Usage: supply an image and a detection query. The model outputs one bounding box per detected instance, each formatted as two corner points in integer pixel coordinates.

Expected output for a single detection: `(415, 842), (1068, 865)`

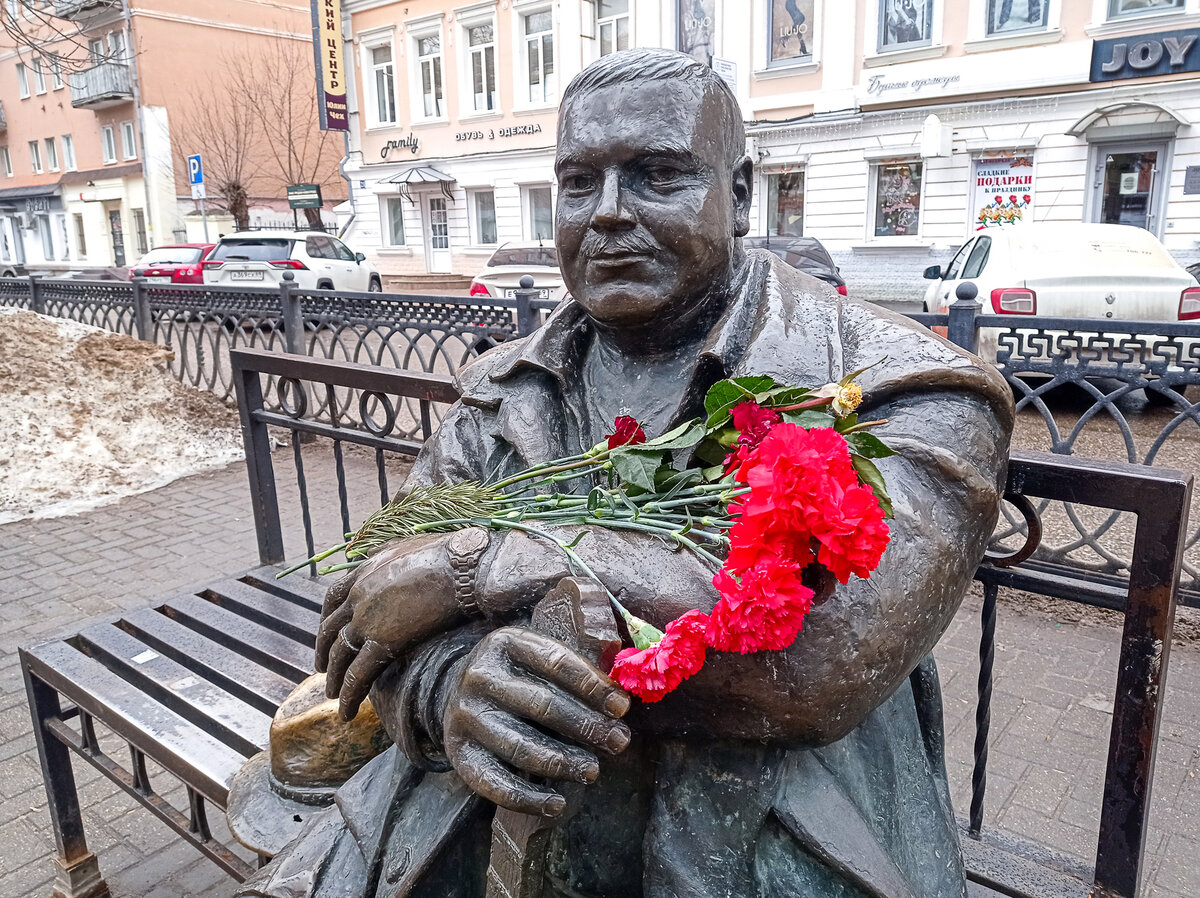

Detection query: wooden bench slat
(201, 580), (321, 647)
(159, 595), (313, 681)
(75, 623), (272, 757)
(118, 608), (297, 713)
(23, 641), (247, 806)
(242, 566), (328, 611)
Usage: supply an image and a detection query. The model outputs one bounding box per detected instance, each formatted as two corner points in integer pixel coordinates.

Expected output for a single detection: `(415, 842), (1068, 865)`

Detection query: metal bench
(20, 348), (1191, 898)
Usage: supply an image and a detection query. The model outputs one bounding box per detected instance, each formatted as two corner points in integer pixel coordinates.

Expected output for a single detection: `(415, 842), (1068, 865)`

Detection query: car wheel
(368, 277), (382, 292)
(317, 280), (334, 290)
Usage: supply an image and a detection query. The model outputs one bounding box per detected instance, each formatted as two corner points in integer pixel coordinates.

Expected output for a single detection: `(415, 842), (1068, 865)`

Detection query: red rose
(707, 555), (814, 654)
(607, 415), (646, 449)
(610, 609), (709, 703)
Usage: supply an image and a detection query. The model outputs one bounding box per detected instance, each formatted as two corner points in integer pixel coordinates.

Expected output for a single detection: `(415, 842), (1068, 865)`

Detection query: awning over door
(386, 166), (456, 202)
(1067, 101), (1190, 140)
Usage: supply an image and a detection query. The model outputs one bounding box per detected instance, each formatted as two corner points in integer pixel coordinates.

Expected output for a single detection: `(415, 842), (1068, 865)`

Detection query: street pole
(200, 196), (209, 242)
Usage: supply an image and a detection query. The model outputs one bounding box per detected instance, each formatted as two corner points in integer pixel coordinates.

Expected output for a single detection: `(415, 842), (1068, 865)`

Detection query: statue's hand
(443, 626), (631, 817)
(315, 536), (459, 720)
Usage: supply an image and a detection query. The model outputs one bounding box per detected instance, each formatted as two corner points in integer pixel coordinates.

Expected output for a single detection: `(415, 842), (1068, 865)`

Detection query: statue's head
(555, 48), (752, 333)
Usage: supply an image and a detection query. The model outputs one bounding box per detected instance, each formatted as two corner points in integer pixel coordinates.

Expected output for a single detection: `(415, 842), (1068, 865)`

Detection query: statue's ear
(732, 155), (753, 237)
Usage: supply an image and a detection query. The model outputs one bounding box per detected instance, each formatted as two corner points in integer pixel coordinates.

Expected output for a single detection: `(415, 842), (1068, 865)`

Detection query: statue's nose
(592, 171), (635, 230)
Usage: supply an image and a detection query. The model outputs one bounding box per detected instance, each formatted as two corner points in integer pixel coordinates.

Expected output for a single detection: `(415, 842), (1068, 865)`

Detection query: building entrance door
(1090, 142), (1169, 236)
(108, 208), (126, 266)
(423, 195), (451, 273)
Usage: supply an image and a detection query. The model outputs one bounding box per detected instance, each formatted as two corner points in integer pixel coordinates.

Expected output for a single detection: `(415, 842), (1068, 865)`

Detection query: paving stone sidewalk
(1, 450), (1198, 897)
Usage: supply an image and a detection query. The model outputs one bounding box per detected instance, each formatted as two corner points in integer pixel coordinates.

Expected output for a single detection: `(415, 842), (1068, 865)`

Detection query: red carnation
(813, 484), (891, 584)
(607, 415), (646, 449)
(723, 401), (781, 473)
(610, 609), (709, 703)
(707, 556), (814, 654)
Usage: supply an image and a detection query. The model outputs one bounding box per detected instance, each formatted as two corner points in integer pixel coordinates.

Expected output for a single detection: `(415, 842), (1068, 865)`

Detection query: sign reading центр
(311, 0), (348, 130)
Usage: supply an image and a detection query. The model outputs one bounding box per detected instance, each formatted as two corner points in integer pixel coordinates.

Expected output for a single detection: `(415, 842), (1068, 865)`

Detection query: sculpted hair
(560, 48), (747, 167)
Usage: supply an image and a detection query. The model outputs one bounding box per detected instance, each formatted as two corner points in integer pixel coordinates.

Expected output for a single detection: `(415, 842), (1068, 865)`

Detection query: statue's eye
(562, 173), (594, 192)
(645, 167), (681, 187)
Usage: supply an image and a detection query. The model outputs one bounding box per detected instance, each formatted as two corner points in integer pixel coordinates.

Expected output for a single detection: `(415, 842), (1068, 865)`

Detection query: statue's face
(555, 80), (746, 330)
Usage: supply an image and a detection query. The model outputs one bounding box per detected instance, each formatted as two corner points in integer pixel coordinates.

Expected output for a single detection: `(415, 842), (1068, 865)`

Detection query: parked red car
(130, 244), (215, 285)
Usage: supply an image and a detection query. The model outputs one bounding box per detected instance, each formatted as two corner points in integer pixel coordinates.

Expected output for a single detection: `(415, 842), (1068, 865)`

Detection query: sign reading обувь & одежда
(1090, 27), (1199, 82)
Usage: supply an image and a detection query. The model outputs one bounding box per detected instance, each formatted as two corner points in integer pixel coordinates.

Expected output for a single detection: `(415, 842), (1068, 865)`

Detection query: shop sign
(1090, 27), (1199, 82)
(380, 135), (420, 160)
(310, 0), (348, 130)
(973, 156), (1034, 230)
(287, 184), (323, 210)
(454, 123), (544, 143)
(23, 196), (56, 214)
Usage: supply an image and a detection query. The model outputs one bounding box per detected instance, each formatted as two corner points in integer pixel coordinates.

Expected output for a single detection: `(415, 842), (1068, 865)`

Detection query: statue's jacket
(241, 250), (1015, 898)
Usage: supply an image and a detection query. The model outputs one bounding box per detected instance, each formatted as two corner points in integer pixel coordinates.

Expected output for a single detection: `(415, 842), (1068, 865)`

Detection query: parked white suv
(202, 231), (382, 292)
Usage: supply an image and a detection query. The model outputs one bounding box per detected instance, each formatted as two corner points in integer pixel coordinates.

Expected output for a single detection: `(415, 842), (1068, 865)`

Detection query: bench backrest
(229, 348), (1192, 898)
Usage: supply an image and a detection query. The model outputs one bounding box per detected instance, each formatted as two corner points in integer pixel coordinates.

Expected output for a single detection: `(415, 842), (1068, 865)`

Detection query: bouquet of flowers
(282, 369), (896, 704)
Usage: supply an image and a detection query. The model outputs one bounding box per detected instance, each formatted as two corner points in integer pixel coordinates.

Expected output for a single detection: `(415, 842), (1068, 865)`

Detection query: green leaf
(587, 487), (603, 512)
(611, 449), (664, 491)
(704, 376), (776, 427)
(845, 431), (896, 459)
(642, 419), (707, 451)
(702, 463), (727, 481)
(851, 455), (894, 518)
(782, 409), (837, 429)
(758, 385), (812, 406)
(694, 438), (729, 467)
(655, 467), (704, 493)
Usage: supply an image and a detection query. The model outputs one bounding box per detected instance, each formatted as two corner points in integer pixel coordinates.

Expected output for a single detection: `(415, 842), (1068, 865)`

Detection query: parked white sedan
(923, 223), (1200, 362)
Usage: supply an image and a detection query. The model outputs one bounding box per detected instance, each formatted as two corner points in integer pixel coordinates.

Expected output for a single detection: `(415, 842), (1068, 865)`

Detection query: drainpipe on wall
(122, 0), (155, 248)
(338, 132), (355, 239)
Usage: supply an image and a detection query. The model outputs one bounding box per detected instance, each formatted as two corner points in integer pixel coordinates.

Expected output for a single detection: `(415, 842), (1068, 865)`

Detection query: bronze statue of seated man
(237, 47), (1014, 898)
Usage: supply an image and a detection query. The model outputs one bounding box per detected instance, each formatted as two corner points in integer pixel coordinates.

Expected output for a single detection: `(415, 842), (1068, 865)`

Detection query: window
(416, 34), (444, 118)
(878, 0), (933, 53)
(57, 213), (68, 260)
(985, 0), (1048, 36)
(1, 147), (10, 177)
(872, 160), (923, 237)
(31, 58), (44, 94)
(88, 38), (104, 63)
(132, 209), (147, 255)
(467, 23), (497, 112)
(676, 0), (714, 64)
(61, 134), (75, 171)
(120, 121), (136, 159)
(383, 196), (406, 246)
(108, 30), (125, 60)
(49, 54), (62, 88)
(37, 215), (53, 260)
(765, 171), (805, 236)
(331, 238), (356, 262)
(472, 190), (497, 244)
(101, 125), (116, 163)
(523, 10), (555, 104)
(16, 63), (28, 98)
(44, 137), (57, 171)
(1108, 0), (1183, 18)
(598, 0), (630, 57)
(962, 236), (992, 278)
(73, 213), (87, 258)
(305, 234), (336, 259)
(768, 0), (814, 64)
(525, 185), (553, 240)
(4, 0), (17, 19)
(28, 140), (41, 173)
(370, 44), (396, 125)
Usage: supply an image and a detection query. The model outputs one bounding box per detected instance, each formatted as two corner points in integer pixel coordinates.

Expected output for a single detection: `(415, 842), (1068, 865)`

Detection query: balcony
(53, 0), (118, 21)
(0, 101), (6, 132)
(69, 61), (133, 110)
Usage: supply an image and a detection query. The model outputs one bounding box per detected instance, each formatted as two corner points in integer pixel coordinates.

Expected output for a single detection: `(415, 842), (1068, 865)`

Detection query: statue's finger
(473, 672), (631, 756)
(504, 630), (630, 718)
(451, 740), (567, 817)
(464, 706), (598, 784)
(323, 630), (357, 698)
(321, 569), (359, 622)
(337, 641), (392, 722)
(314, 601), (353, 672)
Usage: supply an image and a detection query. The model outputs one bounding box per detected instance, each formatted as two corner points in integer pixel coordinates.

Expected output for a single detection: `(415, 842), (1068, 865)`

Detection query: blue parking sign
(187, 154), (204, 185)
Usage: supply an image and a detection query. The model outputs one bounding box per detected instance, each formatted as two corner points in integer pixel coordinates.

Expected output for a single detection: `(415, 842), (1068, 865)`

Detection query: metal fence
(5, 274), (1200, 604)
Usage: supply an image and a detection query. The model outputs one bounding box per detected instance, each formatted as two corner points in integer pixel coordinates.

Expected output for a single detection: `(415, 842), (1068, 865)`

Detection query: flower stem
(275, 542), (348, 579)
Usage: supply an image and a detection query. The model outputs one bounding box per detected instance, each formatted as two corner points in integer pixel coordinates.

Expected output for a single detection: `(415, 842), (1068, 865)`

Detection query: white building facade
(339, 0), (1200, 301)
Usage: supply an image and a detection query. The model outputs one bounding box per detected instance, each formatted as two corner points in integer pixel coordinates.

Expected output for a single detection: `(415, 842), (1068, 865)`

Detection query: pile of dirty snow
(0, 308), (243, 524)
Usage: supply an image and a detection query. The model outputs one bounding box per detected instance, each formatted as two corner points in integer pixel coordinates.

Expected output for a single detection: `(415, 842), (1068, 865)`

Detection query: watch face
(449, 526), (489, 557)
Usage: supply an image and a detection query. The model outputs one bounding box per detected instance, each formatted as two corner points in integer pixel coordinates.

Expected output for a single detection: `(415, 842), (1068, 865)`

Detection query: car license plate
(231, 270), (264, 281)
(504, 288), (550, 299)
(145, 276), (171, 285)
